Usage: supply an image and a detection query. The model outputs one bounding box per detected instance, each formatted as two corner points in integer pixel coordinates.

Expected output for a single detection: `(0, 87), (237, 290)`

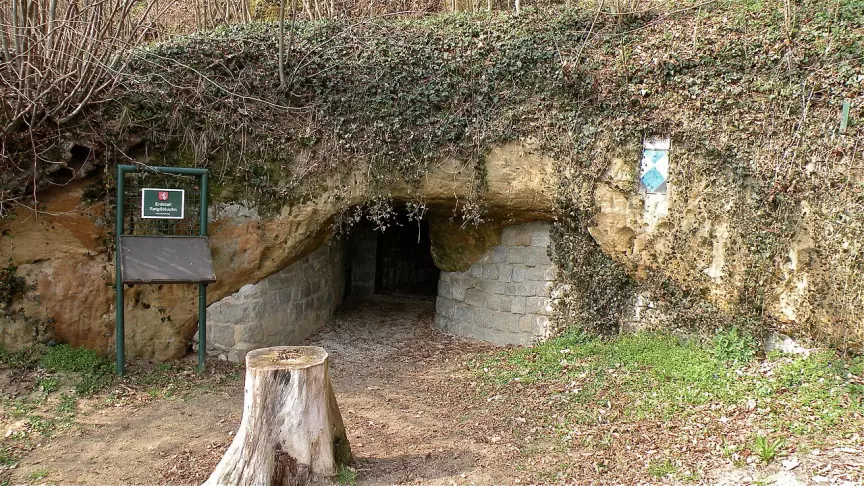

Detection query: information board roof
(119, 236), (216, 284)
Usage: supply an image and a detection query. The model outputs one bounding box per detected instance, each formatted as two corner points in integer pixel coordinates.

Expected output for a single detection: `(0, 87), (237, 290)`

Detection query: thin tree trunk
(278, 0), (286, 88)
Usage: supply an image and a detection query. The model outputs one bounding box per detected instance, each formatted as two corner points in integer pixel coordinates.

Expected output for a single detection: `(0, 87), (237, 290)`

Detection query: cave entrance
(347, 213), (440, 300)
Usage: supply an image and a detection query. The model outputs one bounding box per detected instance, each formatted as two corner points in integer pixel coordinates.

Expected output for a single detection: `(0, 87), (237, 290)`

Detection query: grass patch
(56, 393), (77, 416)
(475, 331), (864, 446)
(27, 469), (48, 480)
(648, 458), (678, 478)
(38, 345), (114, 396)
(39, 345), (113, 375)
(0, 445), (17, 467)
(336, 464), (357, 485)
(34, 376), (59, 394)
(751, 435), (784, 464)
(478, 331), (738, 418)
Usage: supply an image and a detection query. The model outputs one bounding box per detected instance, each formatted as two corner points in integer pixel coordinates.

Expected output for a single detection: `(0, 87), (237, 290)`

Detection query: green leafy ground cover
(0, 345), (241, 483)
(472, 329), (864, 481)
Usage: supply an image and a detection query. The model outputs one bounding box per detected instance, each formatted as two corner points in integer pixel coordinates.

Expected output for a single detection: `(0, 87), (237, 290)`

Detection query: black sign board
(119, 236), (216, 284)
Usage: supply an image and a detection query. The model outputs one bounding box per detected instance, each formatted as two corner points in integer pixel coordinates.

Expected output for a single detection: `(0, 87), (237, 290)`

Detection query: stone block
(480, 280), (507, 295)
(518, 315), (533, 333)
(228, 342), (261, 363)
(437, 297), (456, 318)
(524, 264), (555, 281)
(486, 330), (520, 346)
(509, 282), (535, 297)
(535, 282), (552, 297)
(512, 227), (533, 247)
(435, 314), (457, 333)
(482, 264), (500, 280)
(523, 247), (552, 267)
(511, 296), (527, 314)
(519, 334), (538, 347)
(485, 294), (500, 311)
(493, 312), (520, 333)
(210, 323), (236, 349)
(506, 247), (526, 264)
(469, 265), (484, 278)
(491, 246), (508, 263)
(530, 231), (550, 248)
(473, 308), (494, 328)
(236, 283), (262, 299)
(498, 266), (513, 283)
(490, 311), (506, 332)
(523, 281), (551, 298)
(512, 266), (526, 283)
(440, 272), (453, 283)
(452, 285), (467, 301)
(501, 227), (518, 246)
(438, 279), (453, 299)
(454, 303), (473, 322)
(532, 315), (551, 336)
(210, 300), (259, 325)
(465, 288), (487, 307)
(498, 295), (512, 312)
(526, 297), (550, 315)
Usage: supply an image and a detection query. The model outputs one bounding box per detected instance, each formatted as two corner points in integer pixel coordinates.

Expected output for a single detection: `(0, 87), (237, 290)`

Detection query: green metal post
(198, 283), (207, 372)
(115, 166), (126, 376)
(197, 171), (209, 372)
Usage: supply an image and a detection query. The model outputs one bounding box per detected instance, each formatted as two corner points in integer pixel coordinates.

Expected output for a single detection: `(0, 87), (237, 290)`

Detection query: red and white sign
(158, 191), (169, 201)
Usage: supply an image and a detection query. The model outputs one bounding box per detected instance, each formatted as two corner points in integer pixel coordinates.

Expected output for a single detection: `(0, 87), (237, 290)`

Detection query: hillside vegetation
(2, 0), (863, 346)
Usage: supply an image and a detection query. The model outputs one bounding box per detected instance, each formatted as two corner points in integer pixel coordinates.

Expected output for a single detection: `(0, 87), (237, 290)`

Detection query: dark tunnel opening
(346, 213), (440, 300)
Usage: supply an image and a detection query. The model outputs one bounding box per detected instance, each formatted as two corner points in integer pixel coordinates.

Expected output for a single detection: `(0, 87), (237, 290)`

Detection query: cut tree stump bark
(203, 346), (352, 486)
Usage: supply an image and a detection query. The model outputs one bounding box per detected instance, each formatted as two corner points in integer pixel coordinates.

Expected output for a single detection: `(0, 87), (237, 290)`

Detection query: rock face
(0, 140), (555, 360)
(0, 183), (112, 353)
(585, 155), (864, 351)
(4, 136), (863, 358)
(428, 217), (502, 272)
(435, 222), (555, 346)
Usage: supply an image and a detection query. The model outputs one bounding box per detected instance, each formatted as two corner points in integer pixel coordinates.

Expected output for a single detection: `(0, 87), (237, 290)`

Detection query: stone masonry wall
(434, 222), (554, 346)
(349, 227), (377, 297)
(201, 241), (346, 361)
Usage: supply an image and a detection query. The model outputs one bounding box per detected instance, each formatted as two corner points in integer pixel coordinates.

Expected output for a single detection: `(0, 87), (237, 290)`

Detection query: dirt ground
(8, 296), (863, 486)
(11, 297), (516, 486)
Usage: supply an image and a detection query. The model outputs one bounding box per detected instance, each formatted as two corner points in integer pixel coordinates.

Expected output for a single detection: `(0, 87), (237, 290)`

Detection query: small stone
(782, 457), (799, 470)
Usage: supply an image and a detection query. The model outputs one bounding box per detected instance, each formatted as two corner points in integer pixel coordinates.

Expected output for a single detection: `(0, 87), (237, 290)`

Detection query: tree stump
(204, 346), (352, 486)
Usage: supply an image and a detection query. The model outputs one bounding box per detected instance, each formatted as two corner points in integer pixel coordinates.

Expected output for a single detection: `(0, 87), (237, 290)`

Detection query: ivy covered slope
(119, 1), (863, 348)
(7, 1), (863, 346)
